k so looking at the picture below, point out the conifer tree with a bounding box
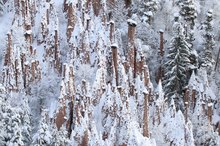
[20,97,32,145]
[179,0,197,48]
[0,85,10,145]
[202,10,215,68]
[52,125,69,146]
[0,87,25,146]
[192,94,219,146]
[8,113,24,146]
[33,111,52,146]
[163,15,190,108]
[179,0,197,29]
[144,0,158,13]
[139,0,158,24]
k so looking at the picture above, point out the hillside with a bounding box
[0,0,220,146]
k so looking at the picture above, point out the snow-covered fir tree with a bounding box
[0,85,26,146]
[33,111,52,146]
[7,112,24,146]
[179,0,197,29]
[51,125,69,146]
[20,97,32,145]
[202,10,215,69]
[0,85,10,145]
[179,0,197,49]
[163,15,190,109]
[141,0,158,24]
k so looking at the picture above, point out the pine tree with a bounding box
[0,88,25,146]
[88,121,102,145]
[8,113,24,146]
[20,97,32,145]
[179,0,197,49]
[141,0,158,24]
[33,111,52,146]
[52,125,69,146]
[192,94,219,146]
[0,85,9,145]
[179,0,197,29]
[163,15,190,108]
[202,10,215,68]
[144,0,158,13]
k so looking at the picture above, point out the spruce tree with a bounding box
[0,87,24,146]
[8,113,24,146]
[179,0,197,29]
[163,15,190,108]
[0,85,10,145]
[179,0,197,49]
[144,0,158,13]
[20,97,32,145]
[33,111,52,146]
[142,0,158,24]
[202,10,215,68]
[52,125,69,146]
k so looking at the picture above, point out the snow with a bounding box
[159,29,164,33]
[0,0,219,145]
[111,43,118,49]
[127,19,137,26]
[145,11,153,17]
[109,20,114,24]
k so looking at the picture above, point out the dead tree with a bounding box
[54,30,61,73]
[31,60,36,81]
[127,19,137,74]
[143,65,152,102]
[111,44,118,86]
[159,30,164,56]
[86,16,90,31]
[92,0,101,16]
[143,91,149,137]
[156,30,164,83]
[4,33,13,66]
[81,31,90,64]
[66,3,75,42]
[55,105,67,130]
[191,89,196,110]
[134,46,137,78]
[124,0,132,17]
[63,0,68,12]
[215,47,220,71]
[109,20,115,43]
[143,65,150,87]
[46,9,49,25]
[138,54,145,80]
[207,100,213,124]
[184,89,189,122]
[56,65,75,136]
[86,0,92,10]
[21,0,25,18]
[14,59,19,87]
[24,24,32,44]
[108,0,115,5]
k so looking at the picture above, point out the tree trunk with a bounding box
[111,45,118,86]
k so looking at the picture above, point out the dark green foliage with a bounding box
[163,16,190,108]
[179,0,197,29]
[203,10,215,68]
